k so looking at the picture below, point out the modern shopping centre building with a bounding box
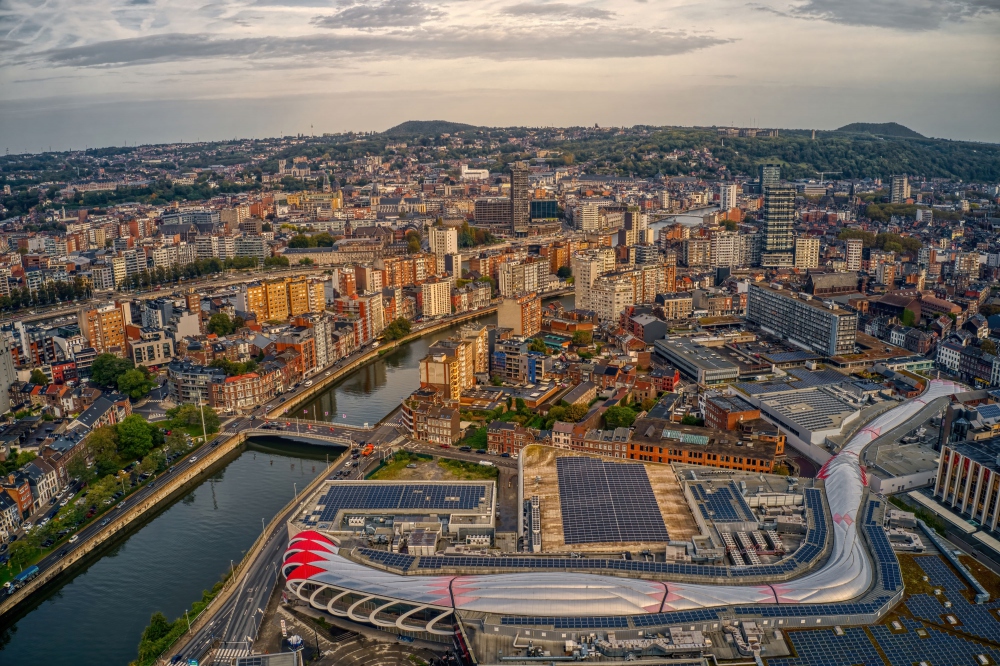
[280,380,962,663]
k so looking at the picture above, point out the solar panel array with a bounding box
[864,524,902,592]
[766,626,884,666]
[770,617,1000,666]
[785,368,852,389]
[415,555,730,577]
[358,547,416,572]
[978,404,1000,420]
[691,482,756,523]
[906,556,1000,644]
[556,457,669,544]
[760,390,855,432]
[501,616,629,629]
[301,483,490,526]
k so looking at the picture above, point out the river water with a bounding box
[0,295,572,664]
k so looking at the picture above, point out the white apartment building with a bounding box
[591,276,635,323]
[428,226,458,262]
[498,259,547,298]
[845,238,863,272]
[719,184,738,211]
[794,237,820,269]
[572,248,616,311]
[421,280,452,317]
[710,231,742,268]
[937,341,963,374]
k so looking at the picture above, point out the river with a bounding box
[0,295,573,663]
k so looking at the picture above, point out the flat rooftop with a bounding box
[873,441,940,478]
[756,387,858,433]
[751,282,854,315]
[521,445,699,554]
[655,338,739,372]
[294,480,496,530]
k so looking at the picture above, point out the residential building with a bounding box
[591,276,636,324]
[890,175,911,204]
[845,239,863,272]
[760,186,796,267]
[510,160,531,233]
[421,279,452,317]
[794,237,820,269]
[79,303,126,354]
[497,293,542,337]
[746,283,858,356]
[428,226,458,263]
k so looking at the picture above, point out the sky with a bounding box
[0,0,998,152]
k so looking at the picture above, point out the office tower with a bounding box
[428,226,458,262]
[719,184,738,212]
[760,186,796,268]
[746,283,857,356]
[510,161,531,232]
[845,238,863,272]
[794,237,820,269]
[758,164,781,191]
[890,175,910,204]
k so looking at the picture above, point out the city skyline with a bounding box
[1,0,999,151]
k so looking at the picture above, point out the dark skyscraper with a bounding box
[760,186,796,267]
[758,163,781,191]
[510,160,530,233]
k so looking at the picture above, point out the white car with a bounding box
[189,456,197,463]
[22,522,33,531]
[60,498,69,507]
[68,534,79,544]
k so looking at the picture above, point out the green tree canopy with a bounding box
[382,317,412,341]
[118,367,156,400]
[557,266,572,279]
[86,425,120,476]
[117,414,155,460]
[207,312,236,336]
[264,255,289,267]
[603,405,638,429]
[982,340,997,356]
[29,369,49,385]
[572,331,592,346]
[91,354,135,388]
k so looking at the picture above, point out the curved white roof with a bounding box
[284,380,963,617]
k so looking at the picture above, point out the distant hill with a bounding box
[834,122,925,139]
[384,120,478,137]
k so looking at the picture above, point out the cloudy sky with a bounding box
[0,0,998,152]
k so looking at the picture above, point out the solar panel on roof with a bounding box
[556,457,669,545]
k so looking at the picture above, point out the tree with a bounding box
[298,257,314,265]
[67,454,93,483]
[139,450,166,475]
[288,234,311,248]
[91,354,135,388]
[264,255,289,267]
[640,398,657,412]
[207,313,236,336]
[528,338,548,354]
[164,430,188,455]
[382,317,412,341]
[117,414,154,460]
[29,369,49,385]
[557,266,572,279]
[572,331,592,346]
[118,367,156,400]
[603,405,638,428]
[564,403,589,422]
[681,414,705,426]
[86,426,120,476]
[901,309,916,327]
[982,340,997,356]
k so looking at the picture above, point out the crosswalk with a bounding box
[210,645,251,664]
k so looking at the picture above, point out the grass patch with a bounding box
[437,458,500,480]
[897,553,936,596]
[959,554,1000,599]
[369,451,433,480]
[408,656,428,666]
[888,495,947,535]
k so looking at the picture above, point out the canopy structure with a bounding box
[283,380,962,619]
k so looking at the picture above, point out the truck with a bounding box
[3,565,40,595]
[361,443,375,457]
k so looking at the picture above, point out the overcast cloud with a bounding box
[0,0,997,149]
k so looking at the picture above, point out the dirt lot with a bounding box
[521,444,699,554]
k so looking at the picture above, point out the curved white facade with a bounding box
[284,380,962,617]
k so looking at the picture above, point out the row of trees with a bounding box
[837,229,924,254]
[288,232,335,248]
[0,276,93,313]
[118,256,263,292]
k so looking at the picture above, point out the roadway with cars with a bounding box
[2,432,229,603]
[168,436,391,664]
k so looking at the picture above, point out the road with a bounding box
[168,435,392,664]
[3,431,231,606]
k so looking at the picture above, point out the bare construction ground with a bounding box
[521,444,699,554]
